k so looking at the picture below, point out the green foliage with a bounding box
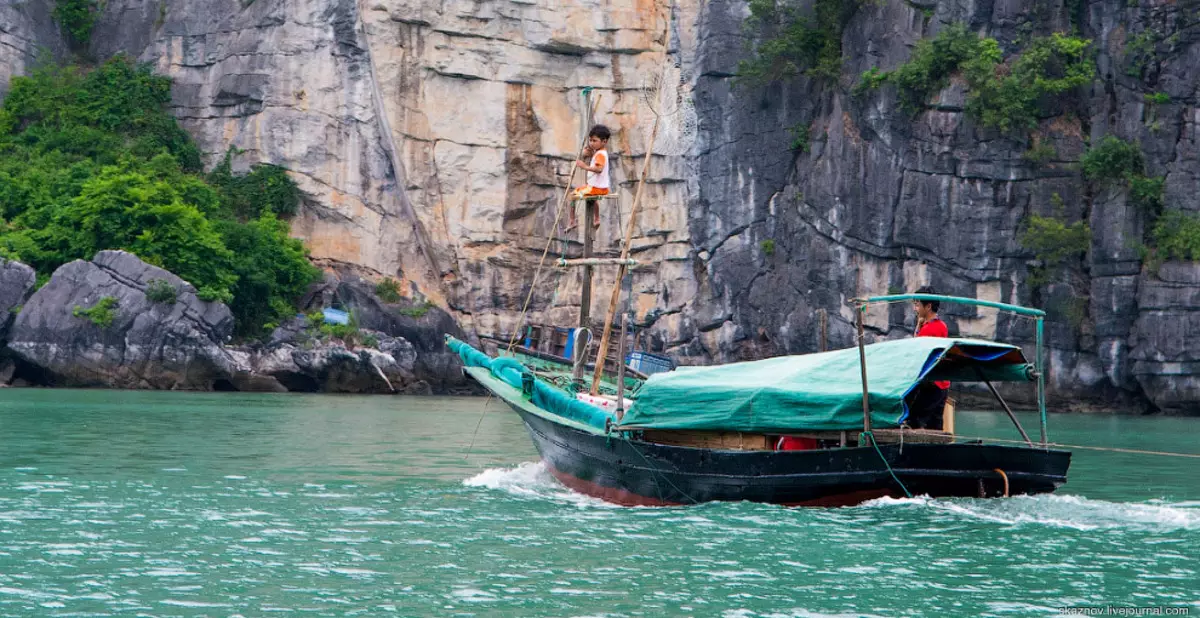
[853,67,889,96]
[72,295,117,327]
[738,0,863,84]
[304,309,375,348]
[1020,212,1090,286]
[1022,140,1057,166]
[875,26,1093,132]
[886,23,995,113]
[145,278,177,304]
[1079,136,1163,215]
[1080,136,1144,184]
[53,0,98,48]
[1124,30,1157,77]
[1144,92,1170,105]
[1151,211,1200,262]
[399,302,432,318]
[966,33,1094,132]
[375,277,402,303]
[759,239,777,256]
[218,214,321,339]
[208,149,300,219]
[0,57,318,338]
[787,122,810,152]
[1128,174,1164,216]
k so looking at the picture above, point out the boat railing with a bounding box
[850,293,1049,446]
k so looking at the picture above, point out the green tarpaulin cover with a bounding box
[619,337,1029,432]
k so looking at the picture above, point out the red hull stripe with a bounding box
[544,463,898,508]
[545,464,683,506]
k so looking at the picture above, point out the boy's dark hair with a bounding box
[589,124,611,141]
[915,285,939,313]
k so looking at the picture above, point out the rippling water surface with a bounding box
[1,390,1197,617]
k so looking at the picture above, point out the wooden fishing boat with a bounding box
[449,294,1071,507]
[458,94,1067,506]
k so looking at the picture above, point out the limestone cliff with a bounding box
[3,0,1199,412]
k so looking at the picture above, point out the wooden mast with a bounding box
[578,89,596,335]
[590,117,660,394]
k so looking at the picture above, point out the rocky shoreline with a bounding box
[0,252,476,395]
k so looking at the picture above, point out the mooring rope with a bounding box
[862,430,913,499]
[952,434,1200,459]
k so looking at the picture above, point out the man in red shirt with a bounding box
[908,286,949,429]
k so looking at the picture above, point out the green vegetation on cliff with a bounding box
[53,0,99,49]
[859,25,1094,133]
[0,57,321,338]
[738,0,863,83]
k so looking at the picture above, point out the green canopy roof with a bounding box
[618,337,1030,433]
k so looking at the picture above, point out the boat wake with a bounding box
[463,462,616,508]
[862,493,1200,531]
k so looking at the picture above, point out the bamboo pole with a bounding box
[590,116,659,394]
[857,306,871,439]
[557,257,639,267]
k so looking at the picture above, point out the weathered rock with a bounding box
[6,251,238,389]
[0,259,36,341]
[3,0,1200,410]
[230,328,421,394]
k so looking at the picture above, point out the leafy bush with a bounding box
[738,0,863,84]
[1124,30,1156,77]
[399,302,432,318]
[0,57,318,338]
[375,277,402,303]
[788,122,810,152]
[966,33,1094,132]
[72,296,118,327]
[53,0,98,48]
[218,214,321,339]
[887,23,994,113]
[853,67,889,96]
[1080,136,1144,183]
[1128,174,1164,216]
[145,278,177,304]
[1020,212,1090,286]
[1151,211,1200,261]
[760,239,777,256]
[1023,141,1057,166]
[1144,92,1170,105]
[207,150,300,219]
[874,26,1093,132]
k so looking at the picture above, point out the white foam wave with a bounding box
[463,462,616,508]
[862,493,1200,531]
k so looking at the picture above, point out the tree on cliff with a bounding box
[0,56,320,338]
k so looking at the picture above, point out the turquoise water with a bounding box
[0,390,1197,617]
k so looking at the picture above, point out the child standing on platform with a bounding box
[566,124,611,231]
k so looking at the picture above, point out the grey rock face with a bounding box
[0,260,36,341]
[7,251,238,389]
[3,0,1199,411]
[232,324,423,394]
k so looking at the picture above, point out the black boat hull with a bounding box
[508,402,1070,507]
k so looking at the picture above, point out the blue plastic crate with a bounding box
[322,308,350,326]
[626,351,674,375]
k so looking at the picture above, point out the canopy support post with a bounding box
[1036,317,1047,445]
[615,312,627,420]
[856,306,871,442]
[976,368,1033,446]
